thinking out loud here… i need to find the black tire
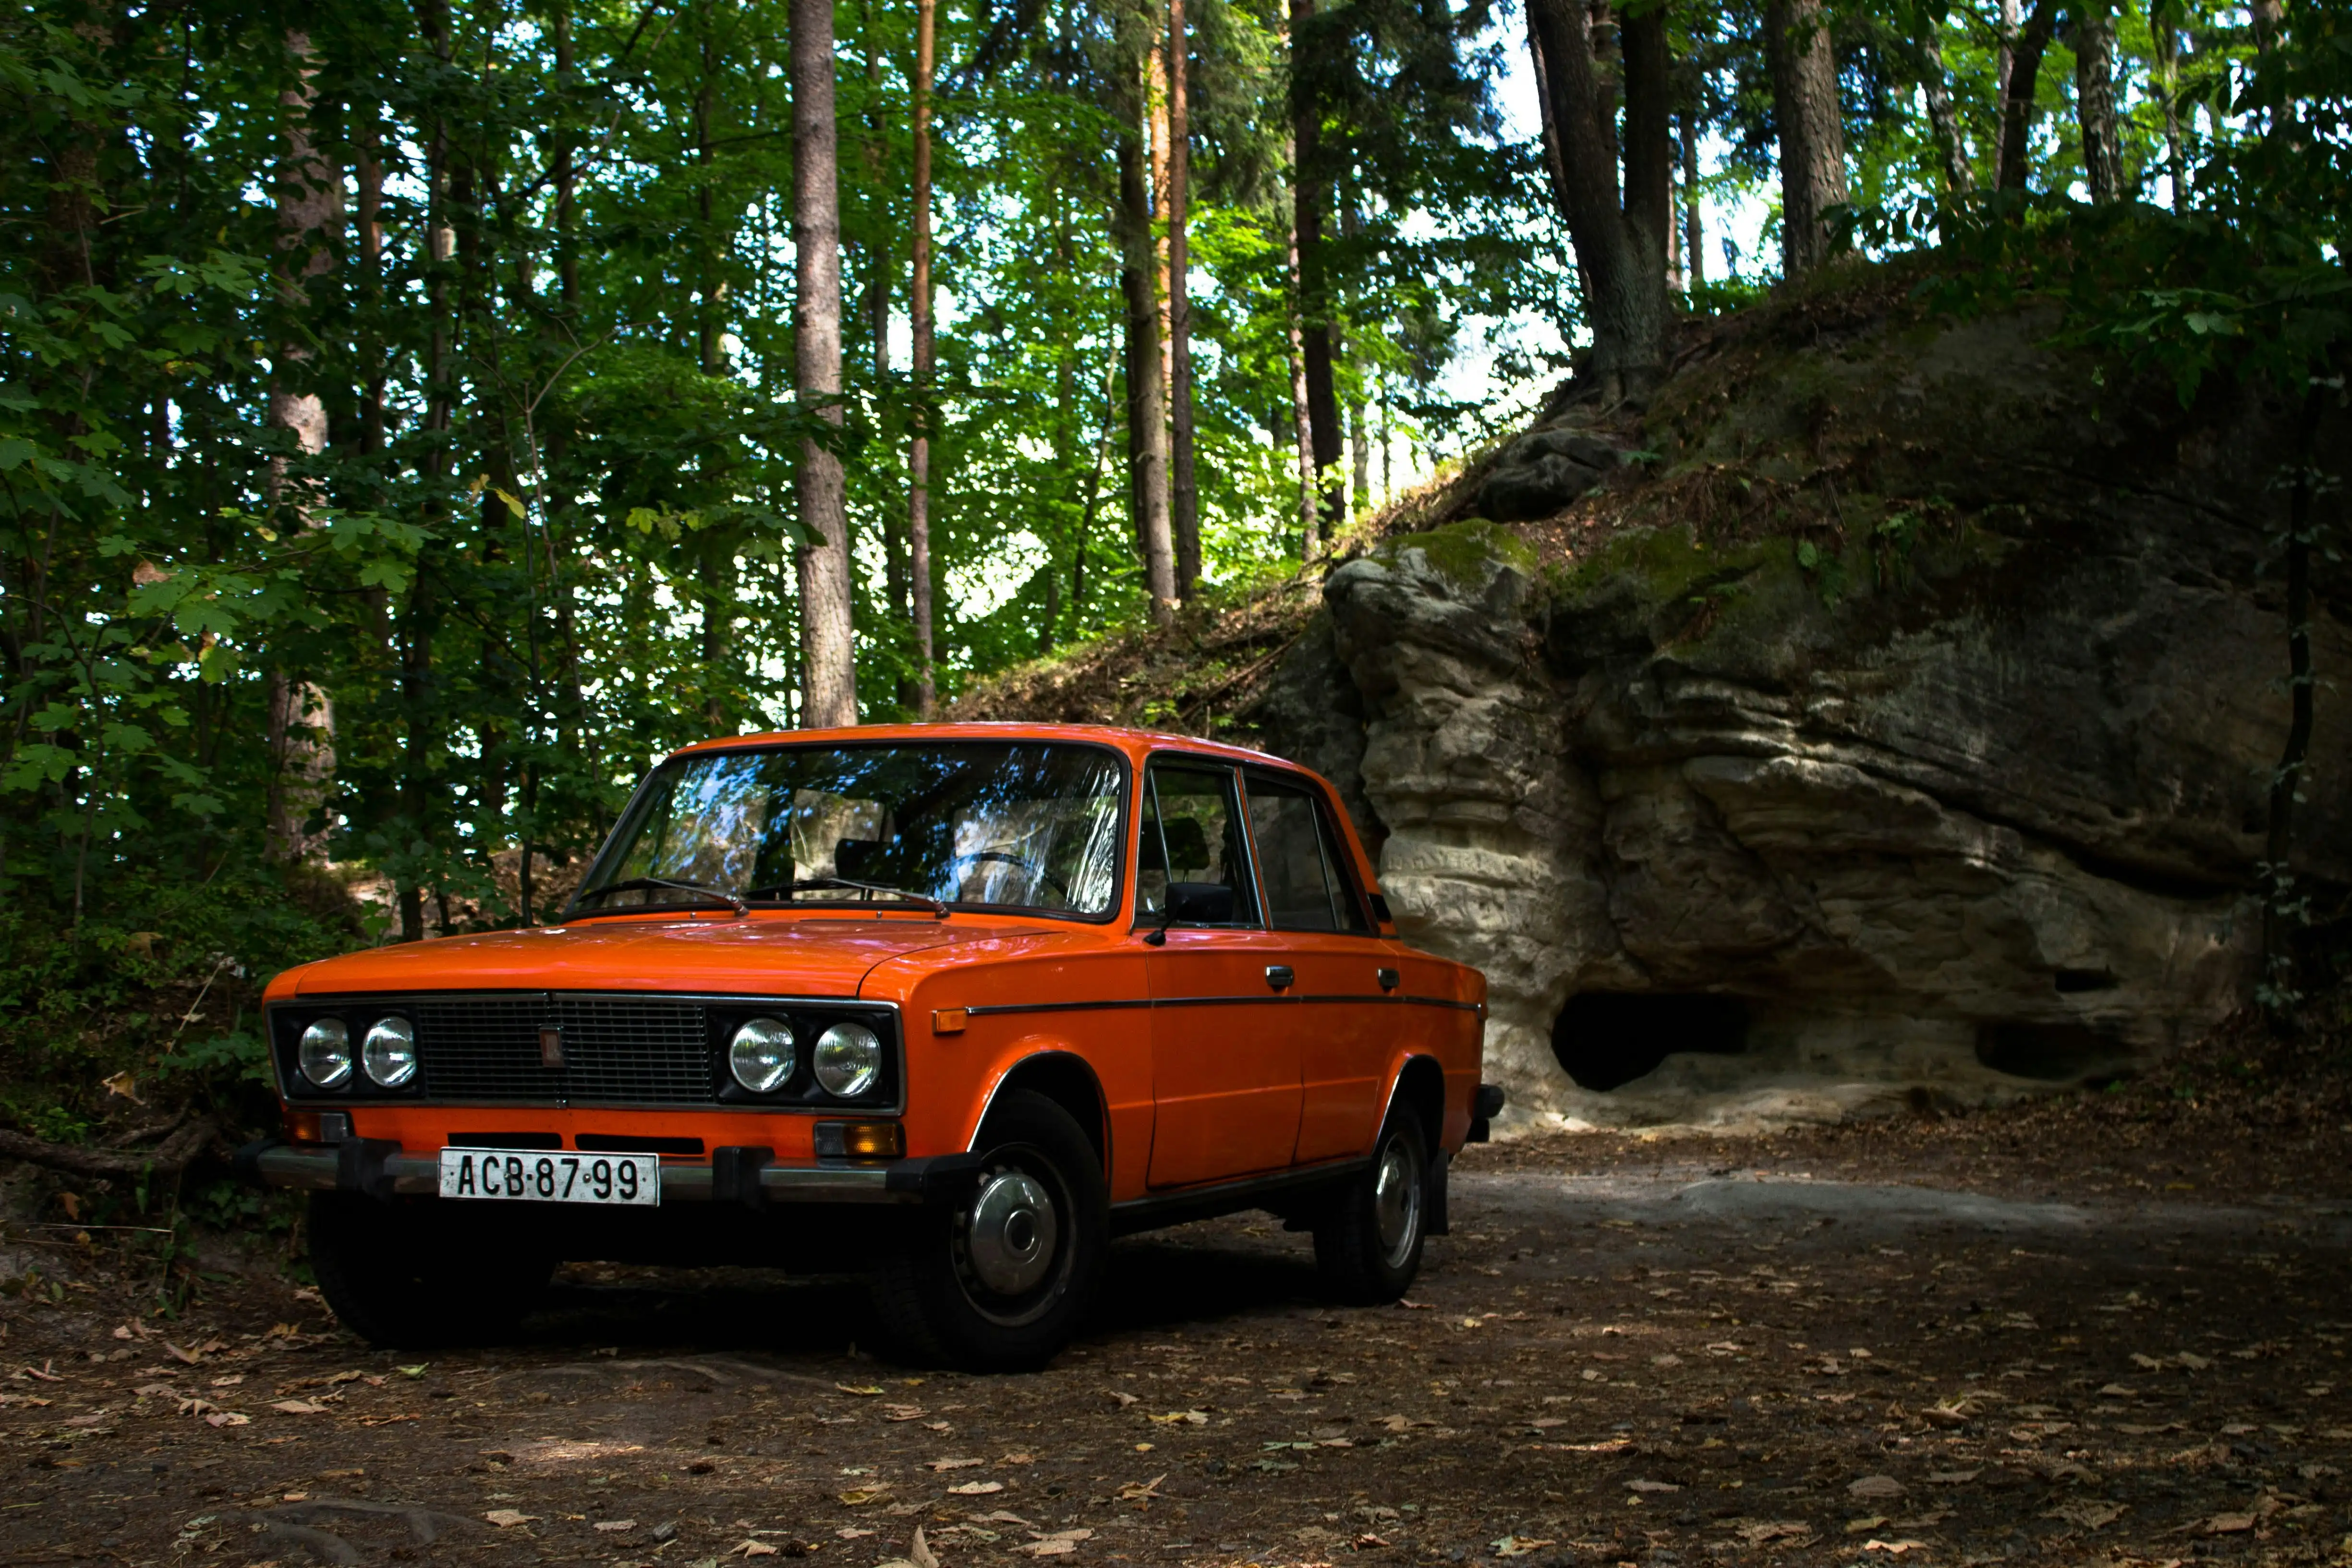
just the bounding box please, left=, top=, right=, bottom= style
left=306, top=1193, right=554, bottom=1349
left=872, top=1090, right=1107, bottom=1371
left=1313, top=1111, right=1429, bottom=1304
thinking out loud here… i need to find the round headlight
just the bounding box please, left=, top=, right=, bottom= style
left=729, top=1016, right=797, bottom=1094
left=812, top=1021, right=882, bottom=1098
left=298, top=1019, right=352, bottom=1089
left=363, top=1016, right=418, bottom=1088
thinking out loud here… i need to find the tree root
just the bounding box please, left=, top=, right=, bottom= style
left=0, top=1117, right=218, bottom=1179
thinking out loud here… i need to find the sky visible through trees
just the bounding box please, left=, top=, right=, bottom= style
left=1, top=0, right=2342, bottom=947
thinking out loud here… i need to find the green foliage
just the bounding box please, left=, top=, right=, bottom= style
left=0, top=0, right=1554, bottom=971
left=0, top=863, right=358, bottom=1136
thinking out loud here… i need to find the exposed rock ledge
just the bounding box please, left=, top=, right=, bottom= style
left=967, top=285, right=2350, bottom=1132
left=1247, top=305, right=2350, bottom=1133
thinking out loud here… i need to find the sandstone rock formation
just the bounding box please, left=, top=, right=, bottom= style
left=1253, top=303, right=2351, bottom=1130
left=963, top=285, right=2350, bottom=1130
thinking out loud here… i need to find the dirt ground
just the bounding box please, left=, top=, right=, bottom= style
left=6, top=1092, right=2352, bottom=1568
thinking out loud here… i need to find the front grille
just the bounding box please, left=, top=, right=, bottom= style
left=413, top=995, right=711, bottom=1105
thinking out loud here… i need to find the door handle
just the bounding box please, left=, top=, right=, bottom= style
left=1264, top=965, right=1295, bottom=991
left=1377, top=967, right=1401, bottom=992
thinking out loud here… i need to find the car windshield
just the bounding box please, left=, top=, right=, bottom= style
left=572, top=741, right=1128, bottom=919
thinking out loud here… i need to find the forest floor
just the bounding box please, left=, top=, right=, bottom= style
left=4, top=1093, right=2352, bottom=1568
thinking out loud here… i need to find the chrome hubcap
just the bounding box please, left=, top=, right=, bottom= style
left=1373, top=1141, right=1421, bottom=1267
left=965, top=1171, right=1059, bottom=1296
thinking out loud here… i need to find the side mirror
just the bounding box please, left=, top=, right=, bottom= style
left=1165, top=881, right=1236, bottom=924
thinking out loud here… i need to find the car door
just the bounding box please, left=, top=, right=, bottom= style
left=1141, top=759, right=1301, bottom=1189
left=1242, top=770, right=1390, bottom=1166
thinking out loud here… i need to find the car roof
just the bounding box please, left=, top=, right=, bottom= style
left=669, top=721, right=1303, bottom=774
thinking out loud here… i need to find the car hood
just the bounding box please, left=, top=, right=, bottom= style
left=280, top=914, right=1053, bottom=1000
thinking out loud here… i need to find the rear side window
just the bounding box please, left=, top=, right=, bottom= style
left=1139, top=764, right=1261, bottom=925
left=1246, top=777, right=1370, bottom=933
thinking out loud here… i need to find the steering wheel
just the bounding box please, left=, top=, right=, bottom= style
left=951, top=850, right=1068, bottom=899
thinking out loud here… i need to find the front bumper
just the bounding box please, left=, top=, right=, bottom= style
left=237, top=1138, right=982, bottom=1207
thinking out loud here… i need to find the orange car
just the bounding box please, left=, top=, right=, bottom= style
left=243, top=724, right=1498, bottom=1368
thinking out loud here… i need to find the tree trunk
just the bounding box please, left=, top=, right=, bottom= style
left=2074, top=1, right=2122, bottom=202
left=907, top=0, right=939, bottom=716
left=857, top=0, right=913, bottom=704
left=1993, top=0, right=2020, bottom=189
left=1919, top=32, right=1975, bottom=194
left=1523, top=0, right=1669, bottom=394
left=1286, top=193, right=1319, bottom=560
left=1166, top=0, right=1200, bottom=599
left=1679, top=110, right=1704, bottom=290
left=2153, top=16, right=2185, bottom=207
left=793, top=0, right=859, bottom=727
left=1997, top=0, right=2058, bottom=192
left=1763, top=0, right=1848, bottom=275
left=264, top=28, right=340, bottom=864
left=1116, top=131, right=1178, bottom=620
left=2251, top=0, right=2282, bottom=54
left=1289, top=0, right=1345, bottom=521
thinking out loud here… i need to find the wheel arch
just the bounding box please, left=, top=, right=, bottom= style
left=1383, top=1052, right=1447, bottom=1155
left=973, top=1050, right=1111, bottom=1177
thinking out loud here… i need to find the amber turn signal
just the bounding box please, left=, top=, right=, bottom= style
left=932, top=1008, right=968, bottom=1034
left=814, top=1120, right=905, bottom=1160
left=286, top=1109, right=325, bottom=1143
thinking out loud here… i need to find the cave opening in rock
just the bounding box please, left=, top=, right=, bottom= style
left=1552, top=992, right=1750, bottom=1092
left=1975, top=1021, right=2129, bottom=1082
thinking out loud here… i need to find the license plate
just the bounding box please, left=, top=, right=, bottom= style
left=437, top=1148, right=660, bottom=1206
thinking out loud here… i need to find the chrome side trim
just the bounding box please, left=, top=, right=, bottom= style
left=962, top=993, right=1474, bottom=1018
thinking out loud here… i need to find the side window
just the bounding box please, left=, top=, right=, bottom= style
left=1246, top=778, right=1370, bottom=933
left=1138, top=764, right=1260, bottom=925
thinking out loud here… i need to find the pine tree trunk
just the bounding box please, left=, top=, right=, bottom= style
left=264, top=27, right=339, bottom=864
left=1286, top=194, right=1319, bottom=560
left=1993, top=0, right=2020, bottom=189
left=2074, top=1, right=2122, bottom=202
left=1116, top=132, right=1177, bottom=620
left=2153, top=17, right=2185, bottom=207
left=1997, top=0, right=2057, bottom=192
left=1166, top=0, right=1200, bottom=599
left=1523, top=0, right=1668, bottom=394
left=1764, top=0, right=1848, bottom=276
left=1289, top=0, right=1344, bottom=520
left=793, top=0, right=859, bottom=727
left=908, top=0, right=938, bottom=717
left=1919, top=33, right=1975, bottom=194
left=1679, top=111, right=1704, bottom=290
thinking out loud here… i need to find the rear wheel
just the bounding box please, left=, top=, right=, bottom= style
left=872, top=1090, right=1106, bottom=1370
left=307, top=1194, right=554, bottom=1349
left=1313, top=1111, right=1428, bottom=1304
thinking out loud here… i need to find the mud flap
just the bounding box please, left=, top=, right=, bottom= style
left=1427, top=1149, right=1451, bottom=1236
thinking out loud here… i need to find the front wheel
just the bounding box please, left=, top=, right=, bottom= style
left=1313, top=1112, right=1429, bottom=1304
left=872, top=1090, right=1107, bottom=1370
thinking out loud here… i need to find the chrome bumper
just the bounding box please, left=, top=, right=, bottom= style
left=240, top=1141, right=981, bottom=1206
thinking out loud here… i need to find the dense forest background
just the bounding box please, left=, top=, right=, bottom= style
left=1, top=0, right=2345, bottom=1140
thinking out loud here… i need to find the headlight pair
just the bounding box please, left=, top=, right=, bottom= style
left=726, top=1016, right=882, bottom=1098
left=298, top=1016, right=416, bottom=1091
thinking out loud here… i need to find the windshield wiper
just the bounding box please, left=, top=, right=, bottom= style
left=742, top=876, right=950, bottom=919
left=577, top=875, right=748, bottom=916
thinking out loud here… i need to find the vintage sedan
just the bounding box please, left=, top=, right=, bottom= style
left=244, top=724, right=1499, bottom=1367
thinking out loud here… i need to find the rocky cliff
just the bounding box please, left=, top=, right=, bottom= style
left=966, top=274, right=2352, bottom=1130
